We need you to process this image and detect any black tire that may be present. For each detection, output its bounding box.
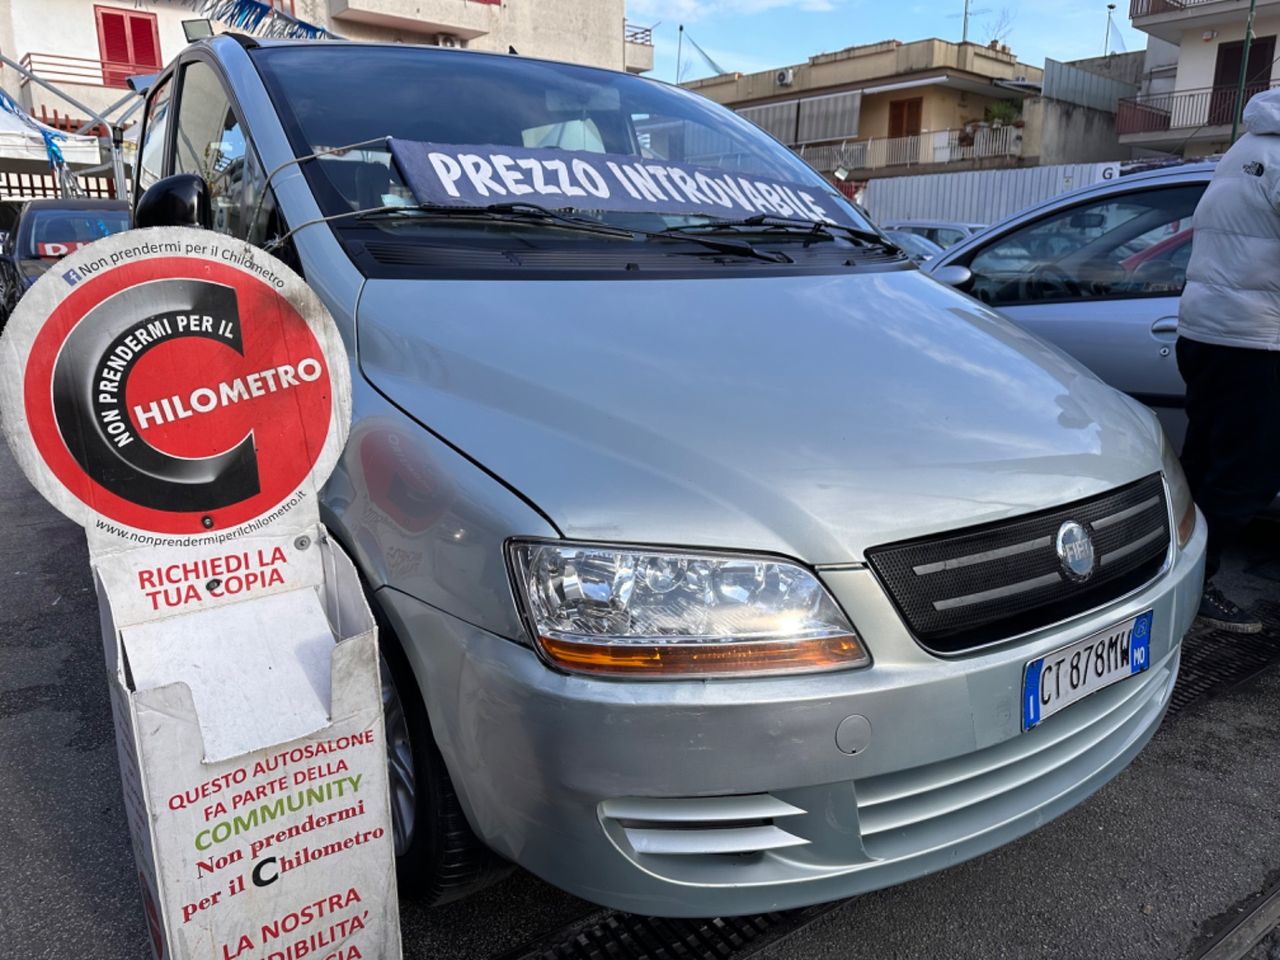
[372,592,513,905]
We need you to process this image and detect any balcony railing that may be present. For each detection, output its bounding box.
[798,125,1022,174]
[1130,0,1228,16]
[1117,81,1280,135]
[20,51,150,89]
[624,22,653,45]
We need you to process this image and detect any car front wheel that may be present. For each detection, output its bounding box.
[375,606,512,905]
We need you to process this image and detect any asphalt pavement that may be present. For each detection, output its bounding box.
[1,432,1278,960]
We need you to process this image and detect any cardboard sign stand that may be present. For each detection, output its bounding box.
[0,228,402,960]
[101,532,401,960]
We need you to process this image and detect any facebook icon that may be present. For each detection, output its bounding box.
[62,269,81,287]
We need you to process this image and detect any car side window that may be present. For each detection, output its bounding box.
[137,75,172,192]
[932,227,965,248]
[172,60,280,246]
[965,184,1205,307]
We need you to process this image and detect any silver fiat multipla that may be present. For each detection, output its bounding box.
[131,36,1205,916]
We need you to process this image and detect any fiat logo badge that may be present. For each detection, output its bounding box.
[1056,521,1096,581]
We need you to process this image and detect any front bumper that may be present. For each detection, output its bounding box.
[380,515,1205,917]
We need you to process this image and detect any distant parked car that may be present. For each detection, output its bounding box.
[880,219,986,249]
[885,229,944,264]
[927,162,1214,452]
[0,198,130,324]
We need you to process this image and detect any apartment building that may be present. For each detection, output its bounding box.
[686,37,1129,183]
[0,0,653,129]
[1118,0,1280,156]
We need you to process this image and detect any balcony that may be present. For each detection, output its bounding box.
[797,125,1022,176]
[16,52,147,119]
[1129,0,1280,42]
[1116,81,1279,143]
[624,22,654,74]
[328,0,499,38]
[1131,0,1229,14]
[20,52,141,90]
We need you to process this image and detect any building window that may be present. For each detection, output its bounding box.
[95,5,161,87]
[269,0,296,15]
[888,98,923,139]
[1209,35,1276,125]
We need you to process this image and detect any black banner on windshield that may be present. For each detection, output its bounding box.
[389,139,852,224]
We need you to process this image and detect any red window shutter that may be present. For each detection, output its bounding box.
[97,8,131,86]
[127,13,161,70]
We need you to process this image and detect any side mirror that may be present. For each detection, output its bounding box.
[134,174,212,230]
[931,264,973,288]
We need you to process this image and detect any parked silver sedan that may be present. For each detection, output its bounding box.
[882,219,987,249]
[927,163,1215,452]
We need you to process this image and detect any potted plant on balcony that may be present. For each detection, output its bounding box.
[985,99,1021,129]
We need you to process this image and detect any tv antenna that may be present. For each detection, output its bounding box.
[949,0,993,44]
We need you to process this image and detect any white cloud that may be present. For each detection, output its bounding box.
[629,0,840,24]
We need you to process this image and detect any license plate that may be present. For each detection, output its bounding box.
[1022,610,1153,731]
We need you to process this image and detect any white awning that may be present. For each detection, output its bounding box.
[0,100,102,174]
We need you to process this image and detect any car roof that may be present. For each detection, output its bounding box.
[882,219,985,229]
[929,160,1216,270]
[979,161,1214,232]
[221,34,670,87]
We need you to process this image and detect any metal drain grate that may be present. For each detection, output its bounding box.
[496,907,837,960]
[1168,600,1280,715]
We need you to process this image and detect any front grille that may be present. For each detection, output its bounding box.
[865,474,1170,654]
[856,656,1175,860]
[599,794,808,858]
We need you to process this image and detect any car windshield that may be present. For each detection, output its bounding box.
[24,208,129,258]
[251,45,873,240]
[887,231,942,260]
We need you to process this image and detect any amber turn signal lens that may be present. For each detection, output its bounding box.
[1177,500,1196,548]
[537,633,868,678]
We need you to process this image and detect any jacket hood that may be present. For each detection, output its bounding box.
[357,269,1162,564]
[1245,87,1280,135]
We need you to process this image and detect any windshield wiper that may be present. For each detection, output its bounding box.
[354,201,791,263]
[663,213,902,253]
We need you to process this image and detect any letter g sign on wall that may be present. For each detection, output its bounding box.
[0,228,351,538]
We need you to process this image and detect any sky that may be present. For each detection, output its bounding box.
[627,1,1146,85]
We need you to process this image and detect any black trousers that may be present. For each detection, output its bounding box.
[1176,336,1280,580]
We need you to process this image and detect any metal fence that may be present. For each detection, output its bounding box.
[20,52,137,90]
[624,22,653,45]
[860,162,1122,227]
[798,125,1020,174]
[1117,81,1280,134]
[0,171,117,199]
[1130,0,1222,16]
[1043,58,1137,112]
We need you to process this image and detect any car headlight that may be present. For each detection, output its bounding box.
[1160,429,1196,548]
[508,540,868,678]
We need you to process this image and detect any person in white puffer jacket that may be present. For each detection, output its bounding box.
[1177,87,1280,633]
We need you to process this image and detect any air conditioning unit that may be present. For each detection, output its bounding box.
[776,68,795,87]
[436,33,461,48]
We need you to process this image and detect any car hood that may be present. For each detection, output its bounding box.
[357,269,1161,564]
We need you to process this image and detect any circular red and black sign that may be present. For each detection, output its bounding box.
[0,228,350,537]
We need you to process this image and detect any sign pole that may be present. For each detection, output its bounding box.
[1232,0,1259,144]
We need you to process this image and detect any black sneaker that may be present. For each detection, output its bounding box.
[1196,583,1263,634]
